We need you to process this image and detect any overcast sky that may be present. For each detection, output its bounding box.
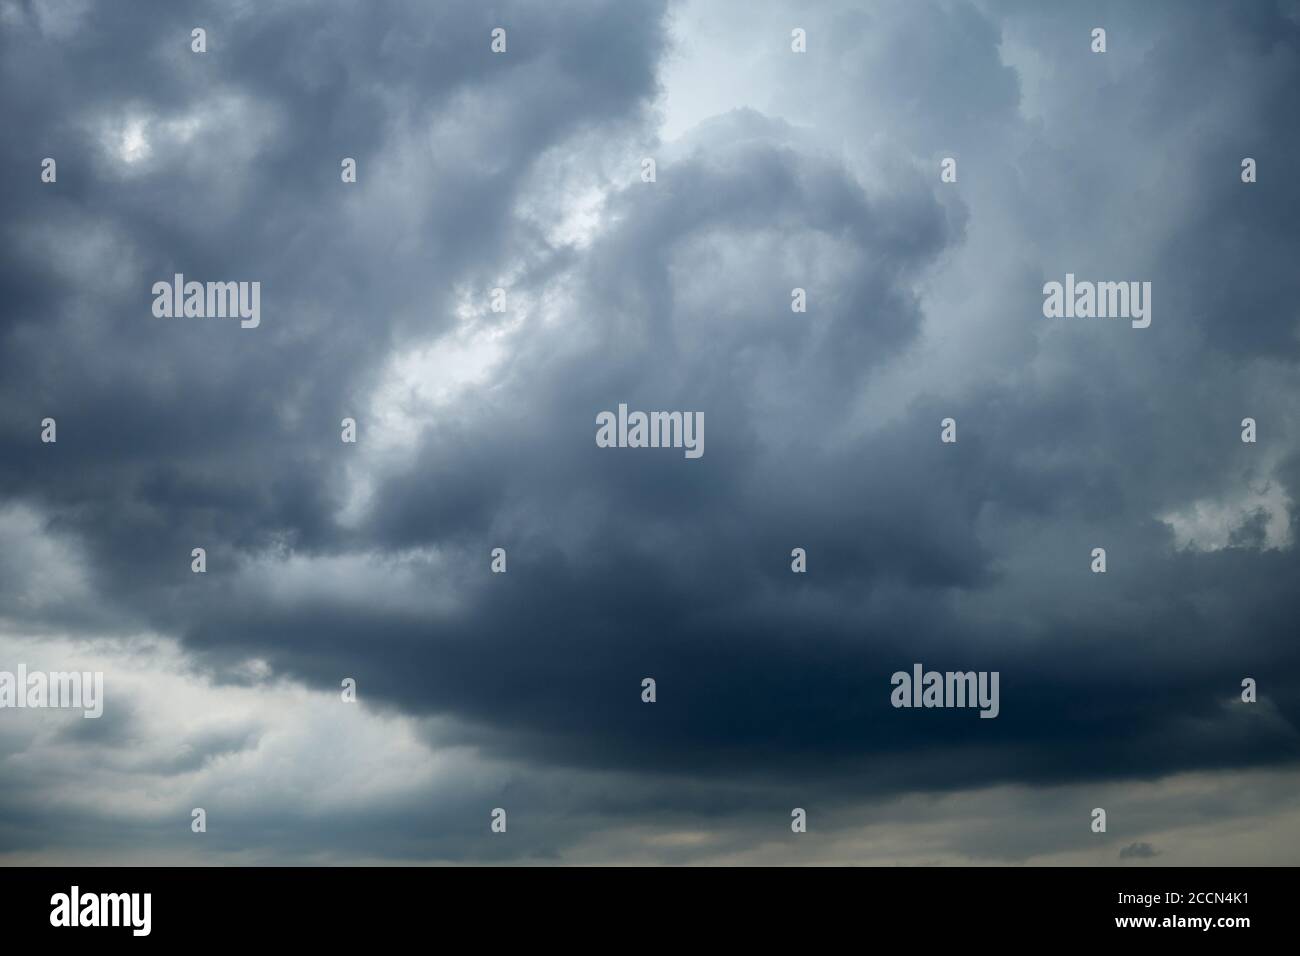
[3,0,1300,865]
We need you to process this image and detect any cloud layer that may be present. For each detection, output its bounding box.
[2,0,1299,863]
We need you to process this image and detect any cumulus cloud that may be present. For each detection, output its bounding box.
[2,0,1299,863]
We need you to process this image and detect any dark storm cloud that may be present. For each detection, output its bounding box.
[3,0,1300,863]
[0,0,669,616]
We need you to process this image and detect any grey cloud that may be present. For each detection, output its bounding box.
[2,0,1300,864]
[1119,841,1160,859]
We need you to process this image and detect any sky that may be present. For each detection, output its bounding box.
[2,0,1300,865]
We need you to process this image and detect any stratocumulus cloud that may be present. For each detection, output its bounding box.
[1,0,1299,865]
